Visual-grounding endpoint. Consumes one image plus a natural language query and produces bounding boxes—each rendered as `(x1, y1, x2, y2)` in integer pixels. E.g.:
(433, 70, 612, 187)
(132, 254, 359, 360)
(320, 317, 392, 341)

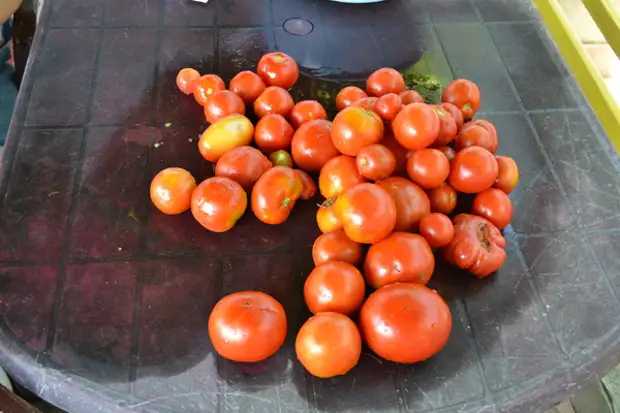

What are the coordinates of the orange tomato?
(193, 74, 226, 106)
(254, 114, 294, 153)
(257, 52, 299, 89)
(319, 155, 367, 198)
(291, 120, 340, 173)
(150, 167, 197, 215)
(251, 166, 303, 225)
(316, 197, 342, 233)
(198, 114, 254, 162)
(203, 90, 245, 124)
(254, 86, 295, 119)
(366, 67, 406, 97)
(290, 100, 328, 129)
(392, 103, 440, 151)
(472, 188, 513, 229)
(336, 86, 368, 111)
(191, 177, 247, 232)
(229, 70, 266, 104)
(312, 229, 363, 266)
(304, 261, 365, 315)
(176, 68, 201, 95)
(331, 106, 384, 156)
(214, 146, 272, 191)
(494, 156, 519, 194)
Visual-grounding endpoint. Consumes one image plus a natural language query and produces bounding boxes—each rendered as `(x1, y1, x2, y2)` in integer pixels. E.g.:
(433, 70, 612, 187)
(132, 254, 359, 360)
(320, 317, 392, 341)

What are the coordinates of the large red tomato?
(251, 166, 303, 225)
(331, 106, 384, 156)
(215, 146, 272, 191)
(406, 148, 450, 189)
(319, 155, 367, 198)
(494, 156, 519, 194)
(257, 52, 299, 89)
(441, 79, 481, 120)
(304, 261, 366, 315)
(254, 86, 295, 119)
(356, 144, 396, 181)
(449, 146, 498, 193)
(392, 103, 440, 151)
(254, 114, 294, 153)
(229, 70, 266, 104)
(291, 120, 340, 172)
(150, 167, 197, 215)
(336, 86, 368, 111)
(312, 230, 363, 266)
(191, 177, 247, 232)
(366, 67, 406, 97)
(204, 90, 245, 124)
(376, 177, 430, 232)
(290, 100, 328, 129)
(472, 188, 513, 229)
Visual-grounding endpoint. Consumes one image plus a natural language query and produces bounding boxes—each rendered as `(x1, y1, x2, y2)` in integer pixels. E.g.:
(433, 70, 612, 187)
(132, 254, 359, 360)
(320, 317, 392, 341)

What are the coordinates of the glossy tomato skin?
(377, 177, 430, 232)
(319, 155, 367, 198)
(269, 150, 294, 168)
(331, 106, 384, 156)
(449, 146, 498, 194)
(360, 283, 452, 363)
(431, 105, 457, 147)
(254, 114, 294, 154)
(392, 103, 440, 151)
(454, 122, 498, 153)
(356, 144, 396, 181)
(440, 102, 464, 131)
(254, 86, 295, 119)
(374, 93, 403, 121)
(193, 74, 226, 106)
(198, 114, 254, 162)
(209, 291, 287, 362)
(406, 148, 450, 189)
(494, 156, 519, 194)
(150, 167, 197, 215)
(399, 90, 424, 105)
(295, 169, 317, 200)
(191, 177, 247, 232)
(382, 128, 411, 176)
(336, 86, 368, 111)
(442, 79, 481, 120)
(316, 197, 342, 233)
(252, 166, 303, 225)
(176, 68, 201, 95)
(290, 100, 328, 129)
(204, 90, 245, 124)
(312, 229, 363, 266)
(428, 182, 458, 215)
(436, 145, 456, 161)
(364, 232, 435, 288)
(351, 97, 378, 112)
(366, 67, 406, 97)
(419, 213, 455, 248)
(304, 262, 365, 315)
(215, 146, 272, 191)
(257, 52, 299, 89)
(472, 188, 513, 229)
(229, 70, 266, 104)
(291, 120, 340, 173)
(296, 312, 361, 378)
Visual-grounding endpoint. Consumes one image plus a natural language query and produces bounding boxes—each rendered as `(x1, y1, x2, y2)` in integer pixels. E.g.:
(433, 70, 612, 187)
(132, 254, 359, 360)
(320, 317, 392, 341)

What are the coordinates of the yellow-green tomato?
(198, 114, 254, 162)
(269, 150, 293, 167)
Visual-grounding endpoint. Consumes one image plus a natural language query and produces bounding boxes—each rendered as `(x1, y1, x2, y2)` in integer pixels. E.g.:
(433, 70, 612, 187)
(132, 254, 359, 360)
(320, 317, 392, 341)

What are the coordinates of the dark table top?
(2, 0, 620, 412)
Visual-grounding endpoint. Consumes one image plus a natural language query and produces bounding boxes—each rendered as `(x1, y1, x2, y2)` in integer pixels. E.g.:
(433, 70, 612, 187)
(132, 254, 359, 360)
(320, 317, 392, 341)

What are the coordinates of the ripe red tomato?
(296, 312, 361, 378)
(295, 169, 317, 200)
(431, 105, 457, 146)
(427, 182, 457, 215)
(455, 121, 498, 153)
(150, 167, 196, 215)
(316, 197, 342, 233)
(356, 144, 396, 181)
(193, 74, 226, 106)
(442, 79, 481, 120)
(209, 291, 287, 362)
(440, 102, 464, 131)
(336, 86, 368, 111)
(254, 86, 295, 119)
(204, 90, 246, 124)
(435, 145, 456, 161)
(331, 106, 384, 156)
(366, 67, 406, 97)
(359, 283, 452, 363)
(351, 97, 378, 112)
(215, 146, 272, 191)
(257, 52, 299, 89)
(319, 155, 367, 198)
(364, 232, 435, 288)
(254, 114, 294, 153)
(269, 150, 294, 168)
(312, 229, 363, 266)
(419, 213, 455, 248)
(304, 261, 366, 315)
(407, 148, 450, 189)
(191, 177, 247, 232)
(291, 120, 340, 173)
(374, 93, 403, 121)
(290, 100, 328, 129)
(376, 177, 430, 232)
(229, 70, 266, 104)
(449, 146, 498, 194)
(251, 166, 303, 225)
(176, 68, 200, 95)
(472, 188, 513, 229)
(382, 129, 411, 176)
(494, 156, 519, 194)
(399, 90, 424, 105)
(392, 103, 440, 151)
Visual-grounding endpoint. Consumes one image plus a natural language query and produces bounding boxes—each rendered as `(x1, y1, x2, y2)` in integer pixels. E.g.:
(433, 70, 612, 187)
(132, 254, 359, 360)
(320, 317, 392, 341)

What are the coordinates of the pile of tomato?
(150, 52, 520, 378)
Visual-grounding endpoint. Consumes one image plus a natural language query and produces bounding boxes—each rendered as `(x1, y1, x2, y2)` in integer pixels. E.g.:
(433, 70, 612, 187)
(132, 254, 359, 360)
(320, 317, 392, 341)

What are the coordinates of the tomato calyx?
(282, 197, 292, 208)
(320, 197, 337, 208)
(242, 301, 252, 307)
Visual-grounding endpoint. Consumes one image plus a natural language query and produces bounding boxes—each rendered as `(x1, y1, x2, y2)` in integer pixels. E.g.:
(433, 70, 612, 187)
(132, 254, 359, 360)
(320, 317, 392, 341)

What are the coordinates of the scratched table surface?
(1, 0, 620, 412)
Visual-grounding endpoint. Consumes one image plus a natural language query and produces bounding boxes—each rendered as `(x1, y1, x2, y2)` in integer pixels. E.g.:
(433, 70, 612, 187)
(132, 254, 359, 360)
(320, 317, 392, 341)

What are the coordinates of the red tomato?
(399, 90, 424, 105)
(431, 105, 457, 146)
(449, 146, 498, 194)
(382, 129, 411, 176)
(290, 100, 328, 129)
(407, 148, 450, 189)
(472, 188, 513, 229)
(442, 79, 481, 120)
(376, 177, 430, 231)
(427, 182, 457, 215)
(374, 93, 403, 121)
(193, 74, 226, 106)
(364, 232, 435, 288)
(252, 166, 303, 224)
(254, 86, 295, 119)
(435, 146, 456, 161)
(316, 197, 342, 233)
(440, 102, 464, 131)
(351, 97, 378, 112)
(312, 229, 363, 266)
(176, 68, 200, 95)
(254, 114, 294, 153)
(331, 106, 384, 156)
(319, 155, 367, 198)
(215, 146, 272, 191)
(296, 312, 361, 378)
(291, 120, 340, 173)
(356, 144, 396, 181)
(359, 283, 452, 363)
(191, 177, 247, 232)
(336, 86, 368, 111)
(295, 169, 317, 200)
(455, 121, 498, 153)
(366, 67, 406, 97)
(229, 70, 266, 104)
(150, 167, 197, 215)
(204, 90, 246, 124)
(494, 156, 519, 194)
(257, 52, 299, 89)
(392, 103, 440, 151)
(209, 291, 287, 362)
(419, 213, 455, 248)
(304, 262, 366, 315)
(269, 150, 294, 168)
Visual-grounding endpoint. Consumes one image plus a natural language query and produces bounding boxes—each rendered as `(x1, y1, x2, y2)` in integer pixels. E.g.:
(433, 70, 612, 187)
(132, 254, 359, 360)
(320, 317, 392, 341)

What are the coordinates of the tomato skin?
(257, 52, 299, 89)
(449, 146, 498, 194)
(351, 97, 378, 112)
(440, 102, 464, 131)
(366, 67, 406, 97)
(382, 129, 411, 176)
(269, 150, 294, 168)
(494, 156, 519, 194)
(427, 182, 458, 215)
(399, 90, 424, 105)
(176, 68, 201, 95)
(331, 106, 384, 156)
(251, 166, 303, 225)
(150, 167, 197, 215)
(215, 146, 272, 191)
(406, 148, 450, 189)
(374, 93, 403, 121)
(431, 105, 457, 147)
(376, 177, 430, 232)
(204, 90, 246, 124)
(304, 262, 366, 315)
(356, 144, 396, 181)
(419, 213, 455, 248)
(316, 197, 342, 233)
(472, 188, 513, 229)
(291, 120, 340, 173)
(254, 114, 294, 154)
(392, 103, 440, 151)
(191, 177, 247, 232)
(359, 283, 452, 363)
(454, 122, 498, 153)
(290, 100, 328, 129)
(442, 79, 481, 120)
(254, 86, 295, 119)
(295, 169, 317, 200)
(435, 145, 456, 161)
(209, 291, 287, 362)
(229, 70, 266, 104)
(296, 312, 361, 378)
(193, 74, 226, 106)
(198, 114, 254, 162)
(336, 86, 368, 111)
(319, 155, 367, 198)
(312, 229, 363, 266)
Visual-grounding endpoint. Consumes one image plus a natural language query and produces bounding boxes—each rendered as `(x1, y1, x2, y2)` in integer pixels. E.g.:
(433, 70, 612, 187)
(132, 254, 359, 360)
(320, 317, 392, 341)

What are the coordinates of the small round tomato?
(356, 144, 396, 181)
(359, 283, 452, 364)
(382, 129, 411, 176)
(319, 155, 367, 198)
(331, 106, 384, 156)
(191, 177, 247, 232)
(442, 79, 481, 120)
(254, 114, 294, 154)
(269, 150, 294, 168)
(336, 86, 368, 111)
(449, 146, 498, 194)
(229, 70, 266, 104)
(312, 229, 363, 266)
(392, 103, 440, 151)
(427, 182, 457, 215)
(296, 312, 361, 378)
(472, 188, 513, 229)
(209, 291, 286, 362)
(454, 122, 498, 153)
(431, 105, 457, 146)
(215, 146, 272, 191)
(176, 68, 200, 95)
(374, 93, 403, 121)
(407, 148, 450, 189)
(252, 166, 303, 225)
(254, 86, 295, 119)
(290, 100, 328, 129)
(335, 183, 397, 244)
(419, 213, 454, 248)
(204, 90, 245, 124)
(435, 146, 456, 161)
(193, 74, 226, 106)
(150, 167, 196, 215)
(304, 261, 365, 315)
(257, 52, 299, 89)
(198, 114, 254, 162)
(295, 169, 317, 200)
(399, 89, 424, 105)
(351, 97, 378, 112)
(440, 102, 464, 131)
(366, 67, 406, 97)
(376, 177, 430, 232)
(494, 156, 519, 194)
(317, 197, 342, 233)
(291, 120, 340, 173)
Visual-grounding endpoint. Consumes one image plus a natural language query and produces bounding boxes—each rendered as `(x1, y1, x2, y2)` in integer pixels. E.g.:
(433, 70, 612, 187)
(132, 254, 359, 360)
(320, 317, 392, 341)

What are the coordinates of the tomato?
(440, 102, 464, 131)
(374, 93, 403, 121)
(254, 86, 295, 119)
(356, 144, 396, 181)
(150, 167, 196, 215)
(427, 182, 457, 215)
(494, 156, 519, 194)
(359, 283, 452, 363)
(443, 214, 506, 278)
(316, 197, 342, 233)
(419, 213, 454, 248)
(296, 312, 361, 378)
(399, 90, 424, 105)
(215, 146, 272, 191)
(336, 86, 368, 111)
(435, 145, 456, 161)
(319, 155, 367, 198)
(376, 177, 430, 232)
(366, 67, 406, 97)
(295, 169, 317, 200)
(254, 114, 294, 153)
(252, 166, 303, 225)
(392, 103, 440, 151)
(191, 177, 247, 232)
(269, 150, 294, 168)
(176, 68, 200, 95)
(312, 229, 363, 266)
(449, 146, 498, 194)
(406, 148, 450, 189)
(209, 291, 287, 362)
(441, 79, 481, 120)
(454, 121, 498, 153)
(331, 106, 384, 156)
(351, 97, 378, 112)
(382, 129, 411, 176)
(472, 188, 513, 229)
(193, 74, 226, 106)
(291, 120, 340, 173)
(335, 183, 397, 244)
(431, 105, 457, 147)
(229, 70, 266, 104)
(304, 262, 365, 315)
(198, 114, 254, 162)
(204, 90, 246, 124)
(290, 100, 328, 129)
(257, 52, 299, 89)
